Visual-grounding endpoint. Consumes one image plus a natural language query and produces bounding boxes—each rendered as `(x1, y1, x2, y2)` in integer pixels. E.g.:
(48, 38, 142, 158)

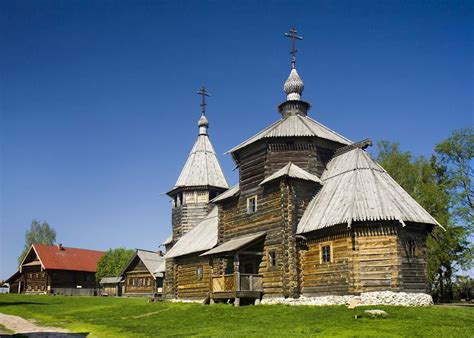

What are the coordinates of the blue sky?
(1, 0, 472, 278)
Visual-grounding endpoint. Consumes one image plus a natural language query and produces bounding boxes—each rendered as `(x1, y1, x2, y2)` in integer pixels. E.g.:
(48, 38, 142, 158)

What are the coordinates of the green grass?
(0, 294, 473, 337)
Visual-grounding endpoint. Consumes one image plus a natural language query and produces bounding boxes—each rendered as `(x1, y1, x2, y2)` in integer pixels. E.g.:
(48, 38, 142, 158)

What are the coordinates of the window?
(247, 196, 257, 213)
(268, 251, 277, 268)
(137, 278, 143, 287)
(321, 245, 331, 263)
(407, 238, 416, 256)
(196, 266, 203, 280)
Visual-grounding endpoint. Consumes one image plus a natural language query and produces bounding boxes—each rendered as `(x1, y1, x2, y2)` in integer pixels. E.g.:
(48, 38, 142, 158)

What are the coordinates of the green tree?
(18, 220, 56, 264)
(96, 248, 135, 281)
(375, 140, 472, 302)
(434, 128, 473, 232)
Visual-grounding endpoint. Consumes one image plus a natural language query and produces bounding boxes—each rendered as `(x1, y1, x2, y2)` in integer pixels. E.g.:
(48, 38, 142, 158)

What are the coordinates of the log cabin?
(99, 277, 123, 296)
(121, 249, 165, 297)
(18, 243, 104, 295)
(163, 29, 442, 305)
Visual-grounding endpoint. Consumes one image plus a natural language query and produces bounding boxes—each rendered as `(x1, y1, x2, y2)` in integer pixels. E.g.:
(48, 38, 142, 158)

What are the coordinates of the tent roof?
(297, 148, 442, 234)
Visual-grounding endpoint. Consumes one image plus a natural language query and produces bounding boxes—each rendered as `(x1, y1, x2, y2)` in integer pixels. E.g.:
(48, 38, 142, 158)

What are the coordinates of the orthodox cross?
(284, 27, 303, 69)
(197, 86, 210, 116)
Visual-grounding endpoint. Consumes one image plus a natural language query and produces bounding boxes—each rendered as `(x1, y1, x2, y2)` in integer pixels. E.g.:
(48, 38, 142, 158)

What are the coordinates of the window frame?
(267, 251, 277, 269)
(247, 195, 258, 214)
(407, 238, 417, 257)
(319, 243, 333, 264)
(196, 265, 204, 280)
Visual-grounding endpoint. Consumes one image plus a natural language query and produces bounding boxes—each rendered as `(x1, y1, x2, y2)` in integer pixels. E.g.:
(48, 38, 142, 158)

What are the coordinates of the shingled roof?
(259, 162, 322, 186)
(170, 110, 228, 193)
(165, 206, 218, 259)
(227, 114, 351, 155)
(121, 249, 165, 279)
(21, 244, 104, 273)
(297, 148, 442, 234)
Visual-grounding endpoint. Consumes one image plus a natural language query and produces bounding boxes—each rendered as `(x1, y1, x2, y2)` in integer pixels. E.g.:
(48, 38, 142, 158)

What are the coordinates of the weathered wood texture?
(217, 139, 332, 298)
(300, 223, 430, 296)
(172, 203, 211, 242)
(23, 265, 96, 294)
(101, 284, 120, 296)
(397, 225, 429, 293)
(123, 257, 156, 295)
(175, 256, 211, 300)
(351, 224, 400, 294)
(266, 140, 335, 178)
(300, 229, 352, 296)
(163, 258, 177, 299)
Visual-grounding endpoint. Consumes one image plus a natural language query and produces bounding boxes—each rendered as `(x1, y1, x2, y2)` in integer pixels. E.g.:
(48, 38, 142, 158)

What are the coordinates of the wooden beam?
(238, 251, 264, 256)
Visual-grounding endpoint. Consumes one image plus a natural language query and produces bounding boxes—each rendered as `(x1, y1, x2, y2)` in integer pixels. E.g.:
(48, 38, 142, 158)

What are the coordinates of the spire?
(197, 86, 210, 135)
(284, 27, 303, 69)
(168, 87, 229, 193)
(278, 27, 311, 117)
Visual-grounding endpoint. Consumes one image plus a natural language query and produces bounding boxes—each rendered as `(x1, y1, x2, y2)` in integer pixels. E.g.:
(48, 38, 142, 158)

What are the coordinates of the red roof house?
(19, 243, 104, 294)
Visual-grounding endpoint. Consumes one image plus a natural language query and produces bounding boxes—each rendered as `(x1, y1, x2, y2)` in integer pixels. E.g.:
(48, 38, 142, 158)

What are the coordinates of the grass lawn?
(0, 294, 473, 337)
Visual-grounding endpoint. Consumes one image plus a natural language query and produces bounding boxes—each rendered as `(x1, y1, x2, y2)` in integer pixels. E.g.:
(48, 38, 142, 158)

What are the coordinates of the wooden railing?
(211, 273, 263, 293)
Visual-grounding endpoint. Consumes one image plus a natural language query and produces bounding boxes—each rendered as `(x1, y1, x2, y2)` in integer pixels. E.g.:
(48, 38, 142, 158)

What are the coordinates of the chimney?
(57, 243, 63, 251)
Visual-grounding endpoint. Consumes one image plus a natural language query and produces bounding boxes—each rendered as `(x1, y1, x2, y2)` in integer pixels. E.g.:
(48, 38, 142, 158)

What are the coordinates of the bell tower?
(167, 87, 229, 244)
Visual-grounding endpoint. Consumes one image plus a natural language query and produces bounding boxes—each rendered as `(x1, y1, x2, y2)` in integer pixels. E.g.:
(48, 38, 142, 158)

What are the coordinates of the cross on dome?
(284, 27, 303, 69)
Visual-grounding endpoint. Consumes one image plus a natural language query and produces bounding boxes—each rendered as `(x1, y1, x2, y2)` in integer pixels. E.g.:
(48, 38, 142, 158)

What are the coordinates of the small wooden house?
(99, 277, 123, 296)
(19, 243, 104, 295)
(121, 249, 165, 297)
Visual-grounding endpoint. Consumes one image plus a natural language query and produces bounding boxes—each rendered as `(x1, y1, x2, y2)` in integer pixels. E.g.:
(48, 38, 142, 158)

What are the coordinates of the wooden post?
(234, 253, 240, 292)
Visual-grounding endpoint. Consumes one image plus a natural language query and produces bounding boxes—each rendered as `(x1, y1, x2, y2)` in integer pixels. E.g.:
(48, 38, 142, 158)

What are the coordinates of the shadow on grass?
(0, 302, 50, 307)
(10, 333, 89, 337)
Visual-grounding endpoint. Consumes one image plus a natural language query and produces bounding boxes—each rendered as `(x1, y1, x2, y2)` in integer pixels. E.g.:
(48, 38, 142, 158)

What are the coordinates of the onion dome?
(198, 114, 209, 135)
(284, 68, 304, 101)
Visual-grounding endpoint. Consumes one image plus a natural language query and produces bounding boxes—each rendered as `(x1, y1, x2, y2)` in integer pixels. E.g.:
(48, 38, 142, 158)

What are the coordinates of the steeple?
(197, 86, 210, 135)
(278, 27, 311, 118)
(170, 87, 228, 192)
(167, 87, 228, 241)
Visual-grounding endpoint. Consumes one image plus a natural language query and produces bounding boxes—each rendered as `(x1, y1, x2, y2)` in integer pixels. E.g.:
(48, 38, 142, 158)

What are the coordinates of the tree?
(435, 128, 474, 233)
(96, 248, 135, 281)
(375, 140, 472, 302)
(18, 220, 56, 264)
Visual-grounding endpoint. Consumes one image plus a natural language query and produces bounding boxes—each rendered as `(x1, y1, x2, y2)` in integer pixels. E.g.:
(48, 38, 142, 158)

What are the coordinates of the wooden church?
(162, 29, 441, 305)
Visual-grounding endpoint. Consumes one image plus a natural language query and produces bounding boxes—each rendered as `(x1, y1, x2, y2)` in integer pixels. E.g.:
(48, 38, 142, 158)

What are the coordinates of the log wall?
(175, 256, 212, 300)
(397, 225, 429, 293)
(123, 258, 155, 295)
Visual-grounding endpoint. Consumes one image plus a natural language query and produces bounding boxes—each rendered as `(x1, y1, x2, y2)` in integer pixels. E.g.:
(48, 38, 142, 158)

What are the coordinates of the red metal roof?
(31, 244, 104, 273)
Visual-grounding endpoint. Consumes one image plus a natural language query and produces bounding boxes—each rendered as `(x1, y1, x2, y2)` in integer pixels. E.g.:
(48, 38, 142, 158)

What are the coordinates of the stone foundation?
(261, 291, 433, 307)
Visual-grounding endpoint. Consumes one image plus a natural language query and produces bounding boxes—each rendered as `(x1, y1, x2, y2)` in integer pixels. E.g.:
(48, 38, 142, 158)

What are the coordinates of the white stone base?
(260, 291, 433, 307)
(170, 298, 204, 304)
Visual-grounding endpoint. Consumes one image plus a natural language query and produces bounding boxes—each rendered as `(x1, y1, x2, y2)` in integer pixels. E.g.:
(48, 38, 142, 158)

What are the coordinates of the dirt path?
(0, 313, 84, 337)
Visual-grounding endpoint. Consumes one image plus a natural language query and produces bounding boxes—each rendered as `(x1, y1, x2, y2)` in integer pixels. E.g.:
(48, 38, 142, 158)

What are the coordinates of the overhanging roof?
(121, 249, 165, 279)
(171, 134, 229, 192)
(210, 184, 240, 203)
(100, 277, 123, 284)
(165, 207, 219, 259)
(227, 114, 351, 155)
(297, 148, 442, 234)
(200, 232, 266, 256)
(259, 162, 322, 186)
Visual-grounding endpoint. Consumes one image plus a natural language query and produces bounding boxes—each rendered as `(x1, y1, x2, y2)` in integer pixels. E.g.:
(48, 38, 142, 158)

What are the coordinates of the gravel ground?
(0, 313, 84, 337)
